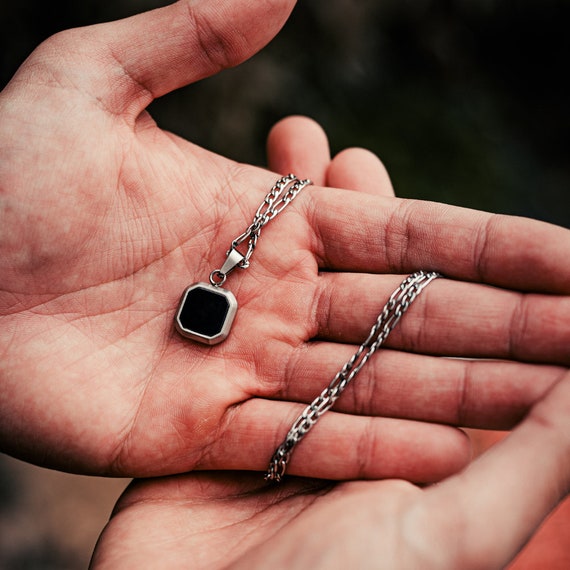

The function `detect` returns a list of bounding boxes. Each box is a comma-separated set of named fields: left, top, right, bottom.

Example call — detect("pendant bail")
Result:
left=220, top=247, right=245, bottom=277
left=209, top=247, right=246, bottom=287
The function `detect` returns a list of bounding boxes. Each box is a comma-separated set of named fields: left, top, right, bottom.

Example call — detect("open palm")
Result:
left=92, top=365, right=570, bottom=569
left=1, top=0, right=569, bottom=480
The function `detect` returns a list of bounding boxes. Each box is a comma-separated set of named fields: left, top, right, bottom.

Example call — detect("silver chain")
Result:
left=209, top=174, right=312, bottom=287
left=265, top=270, right=441, bottom=483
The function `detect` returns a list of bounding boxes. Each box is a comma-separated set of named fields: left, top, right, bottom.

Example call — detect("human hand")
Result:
left=91, top=369, right=570, bottom=570
left=91, top=121, right=570, bottom=569
left=1, top=1, right=569, bottom=482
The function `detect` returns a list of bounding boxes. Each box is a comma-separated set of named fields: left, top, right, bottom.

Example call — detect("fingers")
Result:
left=266, top=116, right=393, bottom=197
left=28, top=0, right=296, bottom=115
left=266, top=116, right=331, bottom=185
left=418, top=370, right=570, bottom=568
left=306, top=187, right=570, bottom=294
left=277, top=344, right=565, bottom=429
left=326, top=148, right=395, bottom=197
left=201, top=398, right=471, bottom=482
left=310, top=273, right=570, bottom=365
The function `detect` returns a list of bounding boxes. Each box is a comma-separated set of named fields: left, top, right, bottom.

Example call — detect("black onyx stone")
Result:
left=176, top=283, right=237, bottom=345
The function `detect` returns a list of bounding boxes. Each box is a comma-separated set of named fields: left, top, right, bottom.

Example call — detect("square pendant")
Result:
left=175, top=283, right=238, bottom=345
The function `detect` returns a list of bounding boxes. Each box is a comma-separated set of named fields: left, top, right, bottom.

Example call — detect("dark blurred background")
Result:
left=1, top=0, right=569, bottom=567
left=2, top=0, right=569, bottom=225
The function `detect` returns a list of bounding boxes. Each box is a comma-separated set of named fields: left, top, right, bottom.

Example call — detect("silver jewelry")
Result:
left=265, top=270, right=441, bottom=482
left=175, top=174, right=313, bottom=345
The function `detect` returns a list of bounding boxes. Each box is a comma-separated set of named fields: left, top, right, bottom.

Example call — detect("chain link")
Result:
left=265, top=270, right=441, bottom=483
left=209, top=174, right=312, bottom=286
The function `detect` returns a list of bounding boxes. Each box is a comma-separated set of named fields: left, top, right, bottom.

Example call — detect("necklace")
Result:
left=175, top=174, right=312, bottom=345
left=265, top=270, right=441, bottom=482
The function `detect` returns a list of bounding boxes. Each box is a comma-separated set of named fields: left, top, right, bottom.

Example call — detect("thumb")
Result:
left=18, top=0, right=296, bottom=115
left=418, top=370, right=570, bottom=569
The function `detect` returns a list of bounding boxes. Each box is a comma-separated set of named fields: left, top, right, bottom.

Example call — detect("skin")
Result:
left=1, top=0, right=569, bottom=489
left=90, top=117, right=570, bottom=570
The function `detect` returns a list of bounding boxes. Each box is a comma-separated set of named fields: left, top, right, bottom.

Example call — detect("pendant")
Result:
left=174, top=246, right=243, bottom=345
left=175, top=282, right=238, bottom=345
left=175, top=248, right=244, bottom=345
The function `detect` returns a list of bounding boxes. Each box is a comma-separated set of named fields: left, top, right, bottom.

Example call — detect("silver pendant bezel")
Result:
left=175, top=282, right=238, bottom=345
